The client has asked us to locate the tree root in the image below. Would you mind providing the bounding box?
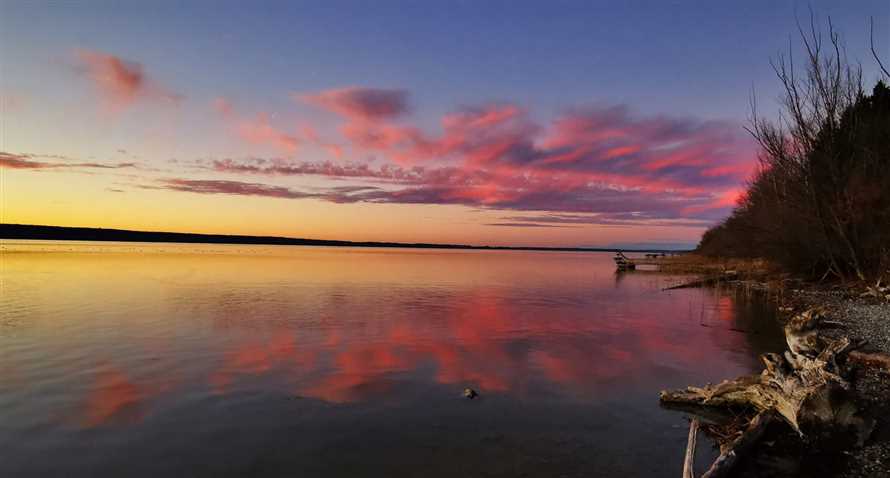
[701,412,773,478]
[661,307,879,477]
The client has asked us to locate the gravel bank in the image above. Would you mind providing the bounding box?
[838,302,890,354]
[835,301,890,478]
[792,289,890,478]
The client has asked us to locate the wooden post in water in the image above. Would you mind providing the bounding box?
[683,417,699,478]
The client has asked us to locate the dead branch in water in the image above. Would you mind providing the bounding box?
[701,412,773,478]
[683,418,700,478]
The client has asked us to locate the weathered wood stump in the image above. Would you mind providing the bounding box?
[661,307,889,477]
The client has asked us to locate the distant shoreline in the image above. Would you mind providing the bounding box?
[0,224,687,254]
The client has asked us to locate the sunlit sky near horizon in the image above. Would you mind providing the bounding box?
[2,1,887,248]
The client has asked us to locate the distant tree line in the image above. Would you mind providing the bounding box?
[697,18,890,281]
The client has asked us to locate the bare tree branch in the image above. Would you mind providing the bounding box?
[871,17,890,78]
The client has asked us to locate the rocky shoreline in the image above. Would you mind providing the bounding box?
[787,288,890,478]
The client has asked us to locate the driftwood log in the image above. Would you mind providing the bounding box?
[848,350,890,371]
[663,272,739,291]
[661,307,890,477]
[701,413,773,478]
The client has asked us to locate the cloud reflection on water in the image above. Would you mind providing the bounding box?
[0,245,777,428]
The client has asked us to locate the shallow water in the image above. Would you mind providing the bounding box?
[0,241,784,477]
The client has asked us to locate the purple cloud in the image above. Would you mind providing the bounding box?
[1,152,138,170]
[300,87,410,120]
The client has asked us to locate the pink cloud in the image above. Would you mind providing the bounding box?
[681,187,746,216]
[602,145,641,159]
[299,87,409,120]
[301,124,344,158]
[74,49,181,112]
[326,103,536,168]
[297,87,422,163]
[236,113,300,153]
[212,97,234,117]
[46,80,758,226]
[213,99,336,155]
[188,97,756,221]
[700,162,755,178]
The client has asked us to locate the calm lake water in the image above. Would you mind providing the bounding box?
[0,241,784,477]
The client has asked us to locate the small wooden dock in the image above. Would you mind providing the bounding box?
[613,251,670,271]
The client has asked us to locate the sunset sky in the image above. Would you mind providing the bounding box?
[2,1,887,248]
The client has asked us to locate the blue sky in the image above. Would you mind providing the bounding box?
[6,1,885,119]
[2,1,887,247]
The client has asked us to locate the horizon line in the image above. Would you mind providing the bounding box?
[0,223,692,254]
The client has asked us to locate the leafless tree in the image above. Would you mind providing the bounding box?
[702,12,890,281]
